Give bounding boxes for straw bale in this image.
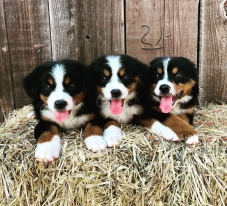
[0,104,227,205]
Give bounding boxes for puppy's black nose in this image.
[54,100,67,110]
[159,84,171,93]
[111,89,121,98]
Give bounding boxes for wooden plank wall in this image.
[199,0,227,103]
[0,0,227,123]
[126,0,198,64]
[0,0,14,122]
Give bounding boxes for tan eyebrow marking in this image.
[64,77,71,85]
[157,68,163,74]
[103,69,110,77]
[47,78,54,85]
[119,68,125,77]
[172,67,178,74]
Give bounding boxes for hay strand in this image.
[0,104,227,205]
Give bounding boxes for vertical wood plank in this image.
[199,0,227,103]
[126,0,165,63]
[164,0,198,63]
[49,0,125,64]
[4,0,52,109]
[126,0,198,64]
[0,0,14,123]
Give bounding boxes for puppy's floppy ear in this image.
[23,68,40,100]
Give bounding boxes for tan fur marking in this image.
[162,114,197,140]
[128,77,139,93]
[103,69,110,77]
[103,120,119,130]
[174,80,196,95]
[172,67,178,74]
[87,113,95,121]
[138,118,157,128]
[40,94,48,103]
[157,68,163,74]
[37,125,60,143]
[96,85,102,94]
[136,105,144,115]
[119,68,125,77]
[73,92,85,104]
[84,123,103,138]
[48,78,54,85]
[150,83,156,92]
[177,114,190,123]
[64,77,71,85]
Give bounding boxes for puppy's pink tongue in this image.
[54,111,69,122]
[159,96,173,113]
[110,99,123,115]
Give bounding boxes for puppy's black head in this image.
[89,54,148,98]
[23,59,89,120]
[148,57,198,113]
[88,54,148,115]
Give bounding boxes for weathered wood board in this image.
[125,0,198,65]
[199,0,227,103]
[0,0,14,123]
[49,0,125,64]
[3,0,52,109]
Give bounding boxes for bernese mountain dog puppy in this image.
[140,57,199,144]
[86,54,148,151]
[23,59,106,162]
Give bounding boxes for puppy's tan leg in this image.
[139,115,199,144]
[161,115,199,144]
[139,119,179,141]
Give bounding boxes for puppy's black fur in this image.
[140,57,199,144]
[23,59,102,162]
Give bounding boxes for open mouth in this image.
[172,90,184,105]
[54,110,71,122]
[109,99,124,115]
[158,91,184,113]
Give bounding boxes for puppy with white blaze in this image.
[139,57,199,144]
[23,59,106,162]
[85,54,148,151]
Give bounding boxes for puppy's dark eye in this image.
[101,76,107,81]
[68,83,76,89]
[45,84,52,90]
[176,73,183,78]
[155,73,159,78]
[122,75,129,80]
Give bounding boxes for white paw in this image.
[150,121,179,141]
[185,135,199,145]
[103,125,122,147]
[35,135,61,162]
[84,136,107,152]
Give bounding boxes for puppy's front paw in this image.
[173,125,199,144]
[84,136,107,152]
[103,125,122,147]
[35,135,61,162]
[150,121,179,141]
[185,135,199,145]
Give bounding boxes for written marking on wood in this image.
[141,25,172,50]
